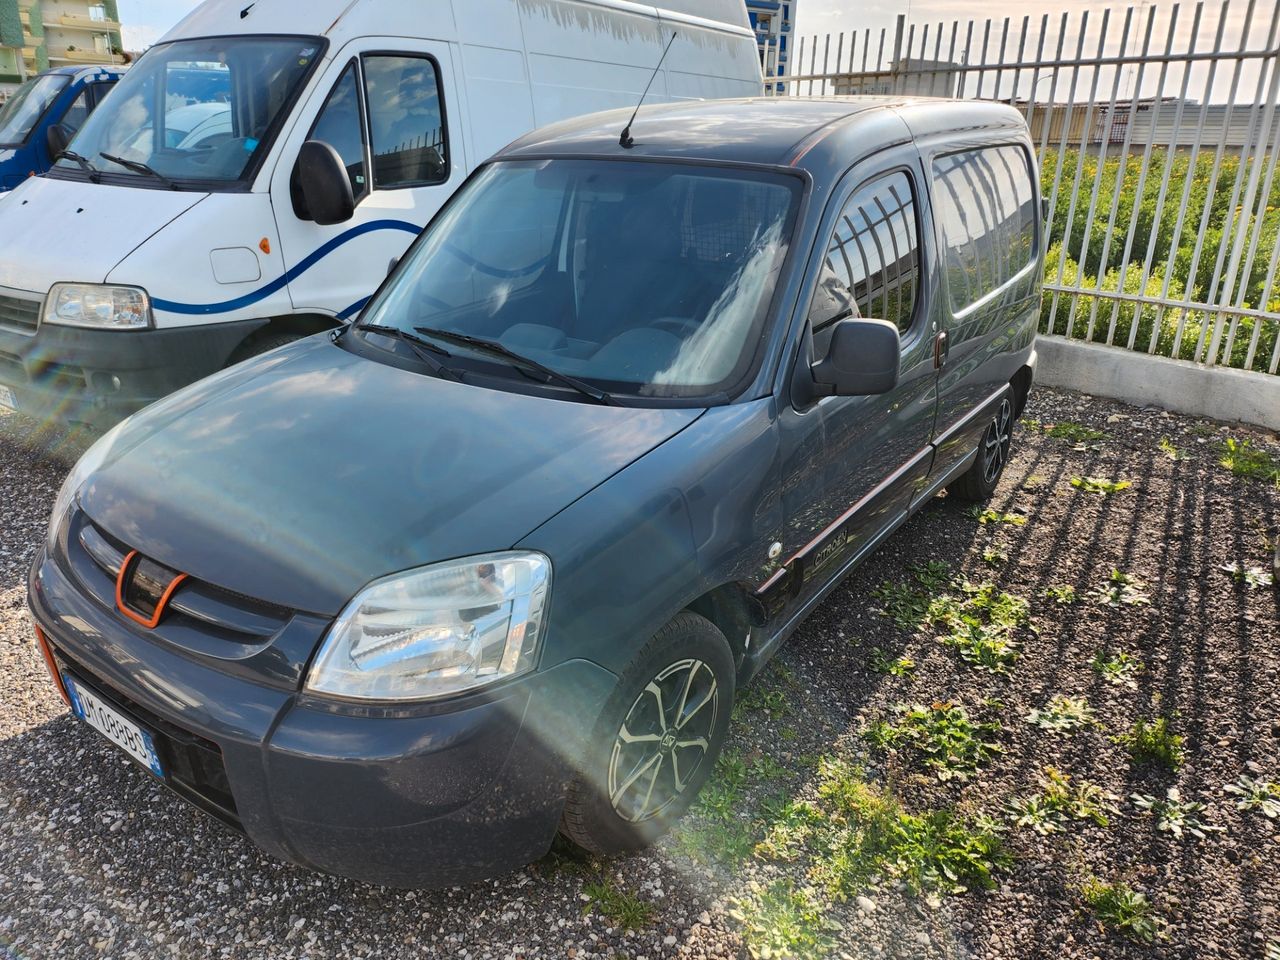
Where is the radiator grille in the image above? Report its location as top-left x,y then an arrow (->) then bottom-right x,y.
0,294 -> 40,335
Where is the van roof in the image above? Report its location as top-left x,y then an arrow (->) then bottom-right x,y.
166,0 -> 753,44
498,97 -> 1029,170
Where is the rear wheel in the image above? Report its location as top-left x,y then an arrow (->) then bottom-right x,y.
947,390 -> 1014,502
560,611 -> 735,855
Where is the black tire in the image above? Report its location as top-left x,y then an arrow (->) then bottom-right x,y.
947,389 -> 1014,502
560,611 -> 735,855
227,332 -> 304,366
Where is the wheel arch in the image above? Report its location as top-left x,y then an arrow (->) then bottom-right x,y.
682,581 -> 765,681
1010,363 -> 1034,419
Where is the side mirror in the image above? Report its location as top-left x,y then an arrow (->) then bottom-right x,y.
807,318 -> 901,400
46,123 -> 72,159
294,140 -> 355,226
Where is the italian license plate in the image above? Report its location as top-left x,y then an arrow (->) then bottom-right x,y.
64,674 -> 164,778
0,385 -> 15,413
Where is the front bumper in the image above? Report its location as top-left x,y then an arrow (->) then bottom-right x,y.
0,318 -> 266,432
28,546 -> 616,887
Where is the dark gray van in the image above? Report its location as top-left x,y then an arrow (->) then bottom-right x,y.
30,97 -> 1041,887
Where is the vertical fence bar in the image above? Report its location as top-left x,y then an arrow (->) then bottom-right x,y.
1169,0 -> 1259,359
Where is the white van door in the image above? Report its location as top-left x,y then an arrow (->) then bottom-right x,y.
270,41 -> 467,322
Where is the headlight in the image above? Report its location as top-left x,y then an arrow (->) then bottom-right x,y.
44,283 -> 152,330
306,552 -> 552,702
45,419 -> 130,552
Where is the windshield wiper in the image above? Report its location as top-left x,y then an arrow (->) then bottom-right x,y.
99,152 -> 179,190
358,323 -> 463,383
60,150 -> 101,183
415,326 -> 615,406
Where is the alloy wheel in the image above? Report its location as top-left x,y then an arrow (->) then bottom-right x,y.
982,397 -> 1013,485
607,658 -> 719,824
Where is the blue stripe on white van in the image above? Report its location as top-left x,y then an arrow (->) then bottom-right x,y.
151,219 -> 422,316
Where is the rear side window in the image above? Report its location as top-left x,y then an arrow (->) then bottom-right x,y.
932,145 -> 1037,314
809,170 -> 920,348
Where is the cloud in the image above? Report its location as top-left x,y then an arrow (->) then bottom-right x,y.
121,24 -> 162,51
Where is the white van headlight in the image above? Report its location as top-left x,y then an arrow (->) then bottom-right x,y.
44,284 -> 152,330
306,552 -> 552,702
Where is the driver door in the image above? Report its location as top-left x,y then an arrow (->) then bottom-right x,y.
271,41 -> 468,322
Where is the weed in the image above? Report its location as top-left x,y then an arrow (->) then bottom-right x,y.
1218,561 -> 1275,589
1026,695 -> 1097,733
1091,649 -> 1144,688
873,581 -> 933,631
755,797 -> 827,862
981,546 -> 1008,566
752,755 -> 788,782
971,507 -> 1028,526
698,752 -> 749,820
671,818 -> 755,865
734,680 -> 792,721
870,702 -> 1003,782
869,647 -> 916,678
1007,766 -> 1117,834
1131,787 -> 1223,840
911,560 -> 953,592
582,878 -> 656,931
1158,436 -> 1191,461
1071,476 -> 1133,495
1043,584 -> 1078,605
890,809 -> 1009,896
1043,422 -> 1106,445
1022,474 -> 1048,490
1091,569 -> 1151,607
1224,774 -> 1280,818
1217,437 -> 1280,483
1267,941 -> 1280,960
1116,716 -> 1185,771
728,880 -> 841,960
1080,877 -> 1165,944
928,581 -> 1030,675
779,726 -> 799,743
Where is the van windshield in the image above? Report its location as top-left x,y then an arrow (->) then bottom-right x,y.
0,74 -> 70,148
358,159 -> 801,402
54,36 -> 322,188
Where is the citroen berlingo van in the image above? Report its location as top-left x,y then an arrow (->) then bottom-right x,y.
31,96 -> 1042,887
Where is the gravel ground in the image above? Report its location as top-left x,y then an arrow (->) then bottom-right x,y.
1,388 -> 1278,960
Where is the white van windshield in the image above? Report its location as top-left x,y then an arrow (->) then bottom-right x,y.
359,159 -> 801,401
55,36 -> 322,189
0,74 -> 69,147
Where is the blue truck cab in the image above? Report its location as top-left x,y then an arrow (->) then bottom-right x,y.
0,66 -> 124,194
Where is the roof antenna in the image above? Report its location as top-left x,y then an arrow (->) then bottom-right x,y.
240,2 -> 255,18
620,32 -> 677,149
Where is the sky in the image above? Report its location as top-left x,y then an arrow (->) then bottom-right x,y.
116,0 -> 1266,103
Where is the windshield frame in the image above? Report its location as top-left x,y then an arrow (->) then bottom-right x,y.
46,33 -> 328,193
0,73 -> 71,149
350,155 -> 810,408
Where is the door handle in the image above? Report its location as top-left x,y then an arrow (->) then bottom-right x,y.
933,331 -> 950,369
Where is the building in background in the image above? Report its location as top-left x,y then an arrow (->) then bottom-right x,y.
747,0 -> 795,92
0,0 -> 124,96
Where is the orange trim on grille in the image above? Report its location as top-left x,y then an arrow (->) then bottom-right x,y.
115,550 -> 189,629
33,626 -> 70,708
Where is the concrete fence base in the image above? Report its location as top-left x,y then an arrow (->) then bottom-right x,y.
1035,335 -> 1280,433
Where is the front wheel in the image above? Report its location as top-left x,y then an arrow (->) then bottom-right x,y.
947,391 -> 1014,502
560,611 -> 735,855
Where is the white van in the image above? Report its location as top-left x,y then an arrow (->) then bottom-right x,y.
0,0 -> 761,431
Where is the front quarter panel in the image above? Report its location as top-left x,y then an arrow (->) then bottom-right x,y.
519,399 -> 782,677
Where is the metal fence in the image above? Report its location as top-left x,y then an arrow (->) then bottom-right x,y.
763,2 -> 1280,376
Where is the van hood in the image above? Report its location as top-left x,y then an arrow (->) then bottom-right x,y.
78,337 -> 703,616
0,177 -> 206,292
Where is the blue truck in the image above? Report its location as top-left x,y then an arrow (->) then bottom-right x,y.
0,65 -> 124,194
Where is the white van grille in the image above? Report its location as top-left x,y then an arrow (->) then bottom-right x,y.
0,294 -> 40,336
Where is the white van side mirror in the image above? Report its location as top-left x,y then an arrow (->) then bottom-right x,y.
294,140 -> 355,226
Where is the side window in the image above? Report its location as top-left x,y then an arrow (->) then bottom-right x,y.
809,170 -> 920,351
60,89 -> 93,136
363,55 -> 448,188
308,62 -> 369,201
932,145 -> 1037,314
